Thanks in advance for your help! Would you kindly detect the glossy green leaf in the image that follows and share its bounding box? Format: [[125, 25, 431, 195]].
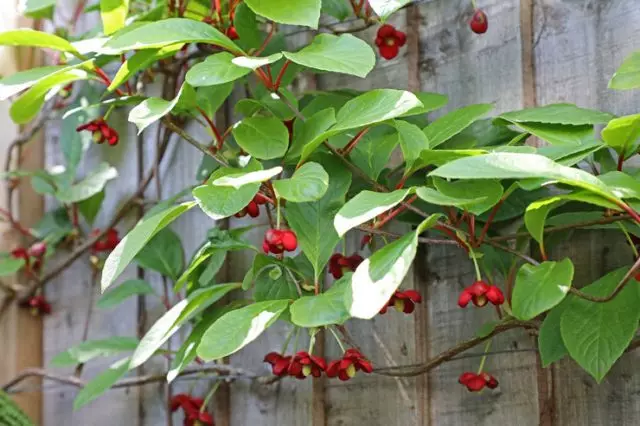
[[430, 153, 619, 202], [599, 171, 640, 200], [197, 83, 233, 118], [290, 275, 351, 327], [0, 257, 24, 276], [345, 215, 441, 319], [130, 284, 240, 368], [560, 267, 640, 382], [186, 52, 252, 87], [408, 149, 487, 175], [51, 337, 139, 366], [77, 191, 105, 225], [601, 113, 640, 157], [322, 0, 351, 20], [416, 187, 486, 208], [287, 108, 336, 162], [0, 65, 65, 100], [97, 279, 155, 309], [73, 358, 130, 410], [109, 44, 183, 92], [135, 228, 184, 280], [368, 0, 412, 20], [101, 202, 196, 291], [350, 129, 399, 180], [433, 178, 502, 215], [0, 29, 78, 54], [193, 164, 261, 220], [21, 0, 56, 19], [232, 53, 283, 70], [401, 92, 448, 117], [538, 304, 568, 367], [283, 33, 375, 78], [232, 116, 289, 159], [56, 163, 118, 203], [498, 104, 614, 125], [609, 51, 640, 90], [245, 0, 321, 28], [101, 0, 129, 35], [212, 166, 282, 189], [253, 256, 300, 302], [334, 189, 411, 237], [129, 83, 193, 133], [197, 300, 290, 360], [395, 120, 429, 169], [512, 259, 574, 320], [286, 156, 351, 279], [273, 162, 328, 202], [424, 104, 494, 148], [508, 122, 595, 146], [103, 18, 242, 54]]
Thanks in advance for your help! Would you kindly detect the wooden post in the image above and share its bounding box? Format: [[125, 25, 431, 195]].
[[0, 3, 44, 423]]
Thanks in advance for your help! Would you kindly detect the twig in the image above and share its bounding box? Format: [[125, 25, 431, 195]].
[[568, 255, 640, 303]]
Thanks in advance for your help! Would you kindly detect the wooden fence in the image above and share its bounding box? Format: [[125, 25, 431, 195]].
[[3, 0, 640, 425]]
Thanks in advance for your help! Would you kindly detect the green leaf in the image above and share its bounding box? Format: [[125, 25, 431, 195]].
[[512, 259, 574, 320], [433, 178, 503, 215], [101, 0, 129, 35], [424, 104, 494, 148], [103, 18, 242, 54], [287, 108, 336, 162], [498, 104, 614, 125], [538, 139, 604, 166], [401, 92, 448, 117], [101, 202, 196, 292], [51, 337, 139, 366], [193, 165, 261, 220], [253, 256, 300, 302], [538, 304, 568, 367], [212, 166, 282, 188], [476, 320, 500, 338], [197, 83, 233, 118], [10, 69, 92, 124], [609, 51, 640, 90], [0, 65, 66, 100], [601, 114, 640, 158], [232, 53, 283, 70], [245, 0, 321, 28], [283, 34, 375, 78], [290, 275, 351, 327], [74, 358, 130, 410], [333, 89, 423, 133], [0, 29, 78, 54], [508, 122, 595, 146], [368, 0, 412, 20], [97, 279, 155, 309], [286, 155, 351, 279], [560, 267, 640, 382], [77, 191, 105, 225], [109, 44, 183, 92], [197, 300, 290, 360], [135, 228, 184, 280], [322, 0, 352, 21], [273, 162, 328, 202], [56, 163, 118, 203], [395, 120, 429, 169], [599, 171, 640, 200], [129, 83, 193, 133], [233, 3, 263, 49], [345, 215, 441, 319], [408, 149, 487, 175], [175, 244, 216, 292], [130, 284, 240, 368], [0, 257, 24, 276], [232, 116, 289, 159], [334, 189, 411, 237], [416, 187, 485, 208], [350, 129, 399, 180], [21, 0, 56, 19], [430, 153, 619, 202], [186, 52, 252, 87]]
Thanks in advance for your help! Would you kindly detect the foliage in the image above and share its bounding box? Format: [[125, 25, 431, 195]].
[[1, 0, 640, 414]]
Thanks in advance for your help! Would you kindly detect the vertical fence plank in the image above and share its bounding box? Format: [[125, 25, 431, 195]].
[[534, 1, 640, 424]]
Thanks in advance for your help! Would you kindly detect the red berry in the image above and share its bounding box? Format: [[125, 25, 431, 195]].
[[265, 229, 282, 246], [246, 201, 260, 218], [281, 230, 298, 251], [470, 9, 488, 34], [226, 26, 239, 40], [28, 241, 47, 258]]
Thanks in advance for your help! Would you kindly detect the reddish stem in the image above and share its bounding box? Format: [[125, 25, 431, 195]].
[[71, 204, 79, 228], [478, 199, 505, 245], [435, 225, 469, 252], [254, 22, 276, 56], [214, 0, 223, 22], [197, 107, 224, 149], [255, 68, 273, 90], [341, 128, 370, 156], [617, 201, 640, 225], [376, 195, 418, 229], [0, 208, 33, 238], [617, 154, 625, 171], [94, 67, 125, 96], [273, 60, 291, 90], [469, 214, 476, 245], [395, 175, 409, 190]]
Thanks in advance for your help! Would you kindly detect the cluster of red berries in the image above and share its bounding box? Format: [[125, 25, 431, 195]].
[[262, 228, 297, 254], [264, 348, 372, 381], [170, 394, 214, 426], [374, 24, 407, 60], [234, 194, 269, 218], [458, 371, 499, 392], [12, 241, 47, 275], [22, 295, 52, 316], [458, 280, 504, 308], [380, 289, 422, 314], [76, 118, 119, 146], [91, 228, 121, 253], [328, 253, 363, 279], [470, 9, 488, 34]]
